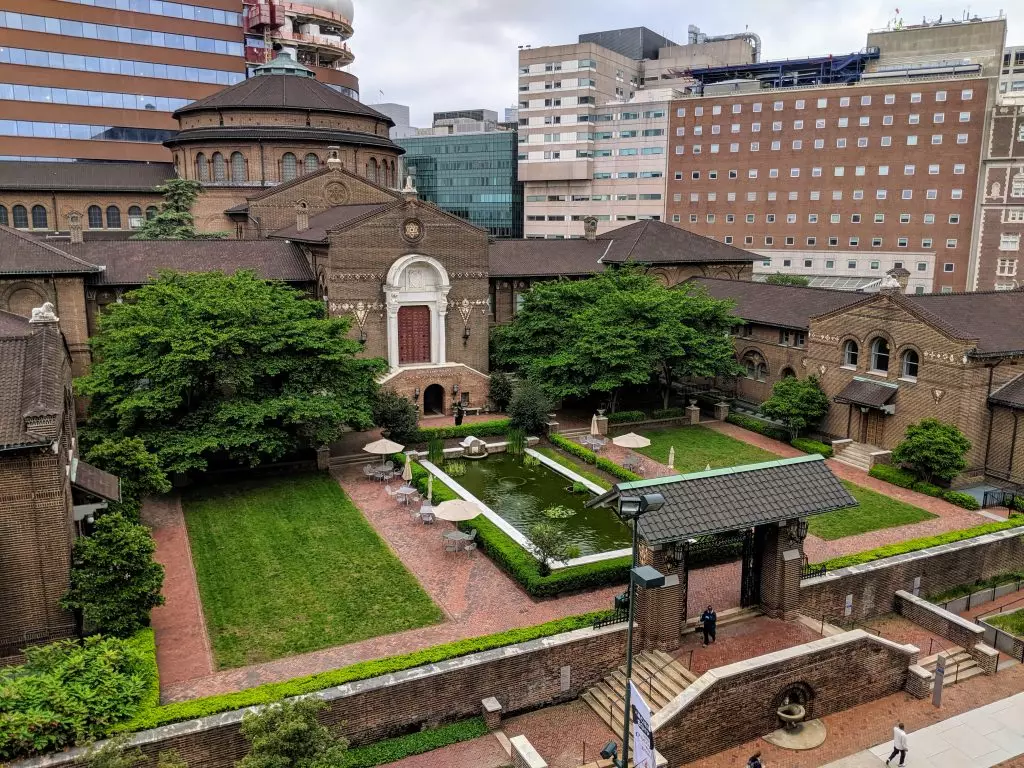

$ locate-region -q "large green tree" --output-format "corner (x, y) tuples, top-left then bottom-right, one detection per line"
(236, 697), (347, 768)
(892, 418), (971, 483)
(493, 270), (740, 411)
(759, 375), (831, 439)
(82, 436), (171, 520)
(131, 179), (226, 240)
(78, 271), (385, 474)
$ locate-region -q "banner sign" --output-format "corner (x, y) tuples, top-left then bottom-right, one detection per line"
(629, 681), (656, 768)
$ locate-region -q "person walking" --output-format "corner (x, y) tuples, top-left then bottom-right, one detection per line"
(885, 722), (908, 766)
(746, 752), (763, 768)
(700, 604), (717, 646)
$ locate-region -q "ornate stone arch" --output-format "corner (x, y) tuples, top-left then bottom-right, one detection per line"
(1, 280), (51, 317)
(738, 346), (769, 382)
(384, 254), (452, 370)
(865, 330), (896, 373)
(895, 341), (923, 380)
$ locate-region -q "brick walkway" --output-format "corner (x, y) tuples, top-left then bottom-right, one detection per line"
(503, 700), (617, 768)
(671, 615), (822, 676)
(141, 495), (214, 686)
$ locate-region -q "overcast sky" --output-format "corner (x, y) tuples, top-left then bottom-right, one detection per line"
(348, 0), (1018, 126)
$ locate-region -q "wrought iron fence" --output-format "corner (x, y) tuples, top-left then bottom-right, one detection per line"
(801, 561), (827, 579)
(593, 608), (629, 629)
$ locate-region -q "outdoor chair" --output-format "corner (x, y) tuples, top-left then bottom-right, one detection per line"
(362, 464), (377, 479)
(468, 528), (477, 542)
(384, 484), (398, 500)
(383, 460), (395, 472)
(421, 511), (435, 524)
(463, 542), (477, 553)
(444, 538), (459, 553)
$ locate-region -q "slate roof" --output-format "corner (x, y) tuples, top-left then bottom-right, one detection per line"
(0, 225), (102, 276)
(489, 239), (608, 277)
(271, 204), (391, 242)
(690, 277), (865, 330)
(989, 374), (1024, 410)
(908, 292), (1024, 356)
(833, 378), (899, 409)
(587, 455), (856, 544)
(71, 458), (121, 502)
(0, 161), (174, 192)
(66, 240), (315, 286)
(0, 312), (67, 451)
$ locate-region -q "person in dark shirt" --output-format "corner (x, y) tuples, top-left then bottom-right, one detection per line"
(746, 752), (763, 768)
(700, 605), (717, 646)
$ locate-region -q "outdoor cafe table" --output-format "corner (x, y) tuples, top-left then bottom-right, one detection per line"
(443, 530), (472, 550)
(396, 485), (417, 504)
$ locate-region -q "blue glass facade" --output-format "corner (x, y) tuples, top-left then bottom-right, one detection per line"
(398, 130), (523, 239)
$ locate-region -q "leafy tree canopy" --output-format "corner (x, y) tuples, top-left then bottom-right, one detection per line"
(83, 436), (171, 520)
(237, 697), (348, 768)
(892, 418), (971, 483)
(372, 389), (419, 444)
(488, 370), (514, 411)
(759, 375), (830, 439)
(131, 179), (226, 240)
(507, 379), (553, 434)
(764, 273), (810, 287)
(78, 271), (385, 474)
(528, 522), (581, 576)
(493, 269), (740, 411)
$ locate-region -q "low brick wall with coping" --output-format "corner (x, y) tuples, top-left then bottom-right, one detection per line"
(11, 624), (627, 768)
(894, 590), (998, 673)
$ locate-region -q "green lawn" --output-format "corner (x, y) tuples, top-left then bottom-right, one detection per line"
(807, 480), (938, 540)
(635, 425), (779, 473)
(988, 608), (1024, 637)
(184, 474), (443, 669)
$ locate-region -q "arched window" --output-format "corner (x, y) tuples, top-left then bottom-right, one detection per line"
(87, 205), (103, 228)
(0, 205), (7, 226)
(196, 152), (209, 181)
(743, 354), (766, 382)
(230, 152), (246, 182)
(368, 157), (379, 183)
(128, 205), (143, 228)
(12, 205), (28, 228)
(145, 205), (158, 220)
(901, 349), (919, 379)
(780, 367), (796, 379)
(387, 160), (395, 187)
(870, 337), (890, 372)
(281, 152), (297, 181)
(843, 340), (859, 367)
(31, 205), (47, 229)
(212, 152), (226, 182)
(304, 153), (319, 173)
(106, 205), (121, 229)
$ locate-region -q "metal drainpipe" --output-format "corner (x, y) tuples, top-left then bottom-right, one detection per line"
(259, 140), (266, 186)
(1010, 413), (1020, 479)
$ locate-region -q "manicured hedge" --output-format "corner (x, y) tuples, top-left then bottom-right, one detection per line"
(341, 718), (489, 768)
(549, 434), (643, 483)
(607, 410), (647, 424)
(911, 481), (944, 498)
(123, 610), (614, 731)
(652, 407), (687, 420)
(818, 519), (1024, 572)
(1014, 496), (1024, 513)
(868, 463), (917, 488)
(943, 490), (982, 510)
(409, 419), (511, 444)
(725, 413), (789, 442)
(790, 438), (833, 458)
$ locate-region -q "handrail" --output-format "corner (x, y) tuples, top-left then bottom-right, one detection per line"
(978, 592), (1024, 620)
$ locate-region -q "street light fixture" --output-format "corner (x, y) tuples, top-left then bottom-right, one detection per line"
(613, 492), (665, 768)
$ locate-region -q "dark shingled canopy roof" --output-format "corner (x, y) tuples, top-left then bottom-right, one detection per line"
(834, 378), (899, 409)
(0, 312), (67, 451)
(65, 240), (314, 286)
(0, 161), (173, 192)
(271, 204), (392, 243)
(989, 374), (1024, 410)
(587, 455), (856, 544)
(0, 225), (102, 276)
(690, 277), (865, 330)
(71, 458), (121, 502)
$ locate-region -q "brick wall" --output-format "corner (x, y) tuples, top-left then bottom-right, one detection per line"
(893, 590), (996, 673)
(0, 193), (163, 235)
(800, 525), (1024, 621)
(12, 625), (626, 768)
(652, 631), (917, 767)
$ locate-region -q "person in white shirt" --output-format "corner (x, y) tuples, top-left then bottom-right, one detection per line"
(886, 722), (908, 766)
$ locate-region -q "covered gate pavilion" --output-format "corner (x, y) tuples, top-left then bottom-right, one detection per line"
(588, 455), (856, 650)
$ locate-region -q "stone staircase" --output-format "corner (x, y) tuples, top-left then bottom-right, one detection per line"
(832, 441), (882, 472)
(581, 649), (697, 748)
(921, 648), (986, 688)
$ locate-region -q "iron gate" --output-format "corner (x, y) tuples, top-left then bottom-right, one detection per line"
(677, 527), (762, 615)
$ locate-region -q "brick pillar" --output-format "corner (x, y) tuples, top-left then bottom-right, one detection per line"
(686, 402), (700, 425)
(714, 401), (730, 421)
(316, 446), (330, 471)
(635, 541), (685, 651)
(595, 414), (609, 435)
(760, 519), (805, 620)
(481, 697), (502, 730)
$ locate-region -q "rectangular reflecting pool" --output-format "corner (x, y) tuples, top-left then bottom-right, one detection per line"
(451, 452), (631, 556)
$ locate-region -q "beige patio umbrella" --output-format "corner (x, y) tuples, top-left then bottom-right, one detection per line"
(668, 446), (675, 470)
(427, 473), (433, 503)
(432, 499), (482, 523)
(590, 413), (600, 437)
(402, 454), (413, 482)
(362, 437), (404, 466)
(612, 432), (651, 449)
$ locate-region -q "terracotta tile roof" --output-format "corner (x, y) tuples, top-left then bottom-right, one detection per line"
(0, 225), (102, 275)
(907, 291), (1024, 355)
(989, 374), (1024, 410)
(0, 313), (67, 451)
(174, 74), (392, 122)
(271, 204), (391, 243)
(690, 277), (865, 330)
(65, 240), (314, 286)
(588, 455), (856, 544)
(71, 458), (121, 502)
(0, 160), (174, 191)
(833, 378), (899, 409)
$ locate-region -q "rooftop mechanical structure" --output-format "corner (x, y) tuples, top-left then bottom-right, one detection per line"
(685, 48), (882, 93)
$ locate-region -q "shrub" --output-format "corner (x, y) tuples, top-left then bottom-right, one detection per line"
(83, 437), (170, 521)
(759, 375), (830, 439)
(507, 427), (526, 456)
(549, 434), (642, 483)
(427, 437), (445, 464)
(868, 463), (917, 489)
(607, 410), (646, 424)
(0, 631), (156, 760)
(892, 418), (971, 484)
(1014, 495), (1024, 513)
(508, 380), (552, 434)
(652, 407), (687, 420)
(911, 481), (945, 498)
(61, 512), (165, 637)
(819, 519), (1024, 571)
(488, 371), (514, 412)
(82, 735), (143, 768)
(571, 481), (588, 495)
(943, 490), (981, 510)
(372, 390), (419, 445)
(790, 437), (833, 458)
(522, 453), (541, 468)
(342, 718), (488, 768)
(443, 460), (467, 478)
(929, 570), (1024, 603)
(237, 697), (348, 768)
(410, 419), (511, 443)
(528, 522), (580, 575)
(725, 413), (790, 442)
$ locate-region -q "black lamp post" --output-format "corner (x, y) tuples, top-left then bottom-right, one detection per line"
(613, 492), (666, 768)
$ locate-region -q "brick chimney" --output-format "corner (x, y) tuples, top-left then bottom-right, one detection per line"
(67, 211), (83, 244)
(295, 202), (309, 233)
(583, 215), (598, 241)
(326, 146), (342, 169)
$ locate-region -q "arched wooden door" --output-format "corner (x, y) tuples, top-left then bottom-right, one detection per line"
(397, 305), (431, 365)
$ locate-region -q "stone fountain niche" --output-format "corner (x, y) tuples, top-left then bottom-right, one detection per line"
(763, 681), (827, 751)
(774, 681), (814, 724)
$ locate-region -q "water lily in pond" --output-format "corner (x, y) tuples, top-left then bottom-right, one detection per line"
(542, 505), (576, 519)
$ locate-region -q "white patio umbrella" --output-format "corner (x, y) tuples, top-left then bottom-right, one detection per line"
(362, 437), (404, 466)
(612, 432), (651, 449)
(432, 499), (482, 522)
(402, 454), (413, 482)
(427, 473), (433, 503)
(590, 413), (600, 437)
(668, 446), (675, 469)
(706, 463), (712, 471)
